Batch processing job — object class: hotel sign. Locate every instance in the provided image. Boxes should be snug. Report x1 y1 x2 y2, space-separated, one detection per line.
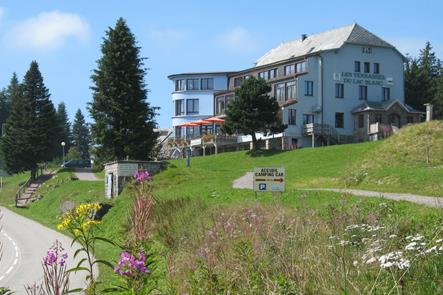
253 167 285 192
342 72 386 86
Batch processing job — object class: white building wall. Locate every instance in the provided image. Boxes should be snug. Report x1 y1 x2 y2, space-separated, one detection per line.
170 73 229 136
282 43 405 145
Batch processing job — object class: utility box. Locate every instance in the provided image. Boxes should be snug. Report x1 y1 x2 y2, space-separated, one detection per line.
103 160 167 198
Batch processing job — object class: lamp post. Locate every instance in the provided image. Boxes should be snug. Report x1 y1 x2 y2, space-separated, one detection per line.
61 141 66 166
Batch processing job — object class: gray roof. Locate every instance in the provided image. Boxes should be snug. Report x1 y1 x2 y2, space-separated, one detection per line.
167 71 236 80
255 23 400 67
352 99 423 114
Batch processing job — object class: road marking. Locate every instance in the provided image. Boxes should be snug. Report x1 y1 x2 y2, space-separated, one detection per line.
0 230 20 282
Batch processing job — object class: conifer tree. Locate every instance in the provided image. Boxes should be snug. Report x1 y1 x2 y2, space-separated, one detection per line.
0 73 19 131
223 76 286 150
90 18 157 162
56 102 72 150
2 62 59 178
72 109 90 159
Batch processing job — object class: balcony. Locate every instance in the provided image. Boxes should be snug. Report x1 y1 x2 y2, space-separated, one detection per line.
190 134 238 147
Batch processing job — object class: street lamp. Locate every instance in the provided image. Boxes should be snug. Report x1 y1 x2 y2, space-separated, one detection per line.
61 141 66 166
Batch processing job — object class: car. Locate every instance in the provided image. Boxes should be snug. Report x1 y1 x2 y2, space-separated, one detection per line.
61 159 92 168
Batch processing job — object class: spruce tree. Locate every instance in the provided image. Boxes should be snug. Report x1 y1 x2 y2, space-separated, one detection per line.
2 62 59 178
56 102 72 150
90 18 157 162
223 76 286 150
0 73 20 132
405 57 422 110
72 109 90 159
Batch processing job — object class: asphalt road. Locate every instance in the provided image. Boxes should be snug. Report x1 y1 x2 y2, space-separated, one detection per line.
0 206 97 294
74 168 99 181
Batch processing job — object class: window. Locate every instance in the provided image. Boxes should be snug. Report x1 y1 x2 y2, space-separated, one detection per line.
186 79 199 90
186 99 199 114
297 61 307 72
288 109 296 125
407 116 414 124
382 87 390 101
201 78 214 90
175 126 182 138
359 85 368 100
304 81 313 96
258 71 269 80
374 63 380 74
186 126 196 138
364 62 370 73
234 77 244 87
303 114 314 125
175 79 186 91
269 68 278 79
284 64 296 75
362 47 372 54
375 113 382 123
286 81 297 100
335 83 344 98
358 114 364 129
275 83 285 102
216 96 225 115
335 112 344 129
354 61 361 72
175 99 185 116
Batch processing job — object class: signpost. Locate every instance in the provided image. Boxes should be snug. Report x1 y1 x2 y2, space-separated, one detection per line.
253 167 285 192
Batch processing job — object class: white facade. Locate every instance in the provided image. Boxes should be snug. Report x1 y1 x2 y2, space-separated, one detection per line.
168 72 230 138
281 43 406 142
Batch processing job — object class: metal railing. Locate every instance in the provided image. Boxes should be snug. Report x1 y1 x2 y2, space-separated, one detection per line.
15 167 43 207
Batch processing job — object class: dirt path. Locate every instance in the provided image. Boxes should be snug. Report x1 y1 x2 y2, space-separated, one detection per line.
232 172 443 208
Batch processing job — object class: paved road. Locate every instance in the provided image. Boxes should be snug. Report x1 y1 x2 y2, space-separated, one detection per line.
74 168 99 181
0 207 97 294
232 172 443 208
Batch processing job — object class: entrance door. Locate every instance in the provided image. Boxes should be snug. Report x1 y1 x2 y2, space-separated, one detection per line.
106 174 113 198
388 113 401 128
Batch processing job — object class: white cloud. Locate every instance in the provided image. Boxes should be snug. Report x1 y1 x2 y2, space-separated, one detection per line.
9 10 90 50
214 27 259 53
147 27 190 50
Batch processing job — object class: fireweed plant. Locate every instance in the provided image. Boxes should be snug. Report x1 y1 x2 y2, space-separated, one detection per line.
106 170 154 294
57 203 115 294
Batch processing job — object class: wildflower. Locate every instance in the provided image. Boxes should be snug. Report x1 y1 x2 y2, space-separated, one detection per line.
114 251 150 277
378 251 410 270
436 238 443 243
133 170 151 183
405 242 417 251
389 234 397 239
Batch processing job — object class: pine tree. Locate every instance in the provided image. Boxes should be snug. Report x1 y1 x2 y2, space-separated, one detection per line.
405 57 422 110
0 73 20 131
2 62 59 178
89 18 157 162
25 61 61 162
56 102 72 150
434 75 443 118
72 109 90 159
223 76 286 150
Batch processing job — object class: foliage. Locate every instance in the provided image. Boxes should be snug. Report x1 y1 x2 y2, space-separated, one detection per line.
0 73 18 127
72 109 91 159
89 18 158 163
1 62 60 179
0 288 13 295
223 76 286 149
66 146 81 161
56 102 72 152
58 202 115 294
405 42 443 117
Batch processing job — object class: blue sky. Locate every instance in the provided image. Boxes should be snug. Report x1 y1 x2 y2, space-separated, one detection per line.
0 0 442 128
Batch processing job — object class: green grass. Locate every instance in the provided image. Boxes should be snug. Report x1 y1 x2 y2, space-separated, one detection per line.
1 137 443 292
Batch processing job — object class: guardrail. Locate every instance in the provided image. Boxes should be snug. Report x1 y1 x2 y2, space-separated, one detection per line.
15 167 43 207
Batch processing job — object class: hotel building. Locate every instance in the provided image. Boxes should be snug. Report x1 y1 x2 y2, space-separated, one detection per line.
169 24 422 152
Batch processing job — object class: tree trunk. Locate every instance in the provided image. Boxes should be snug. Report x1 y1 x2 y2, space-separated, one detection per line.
251 132 257 150
31 168 36 181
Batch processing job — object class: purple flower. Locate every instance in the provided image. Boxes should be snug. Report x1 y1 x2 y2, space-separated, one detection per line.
133 170 151 183
114 251 150 277
42 243 68 266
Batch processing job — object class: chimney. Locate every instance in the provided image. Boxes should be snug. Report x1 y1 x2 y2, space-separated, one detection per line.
301 34 307 41
424 103 433 121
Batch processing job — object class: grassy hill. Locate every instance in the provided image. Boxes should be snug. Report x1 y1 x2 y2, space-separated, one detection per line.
1 129 443 293
345 121 443 195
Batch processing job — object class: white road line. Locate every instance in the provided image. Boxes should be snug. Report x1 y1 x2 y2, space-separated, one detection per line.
0 230 20 282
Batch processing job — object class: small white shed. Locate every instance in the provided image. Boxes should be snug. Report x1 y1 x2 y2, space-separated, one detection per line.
103 160 166 198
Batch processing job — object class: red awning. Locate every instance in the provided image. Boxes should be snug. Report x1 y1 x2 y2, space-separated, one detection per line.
178 122 199 127
193 119 212 125
204 117 225 123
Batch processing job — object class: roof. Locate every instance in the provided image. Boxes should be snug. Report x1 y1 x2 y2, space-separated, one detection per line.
167 71 237 80
255 23 401 67
351 99 423 114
